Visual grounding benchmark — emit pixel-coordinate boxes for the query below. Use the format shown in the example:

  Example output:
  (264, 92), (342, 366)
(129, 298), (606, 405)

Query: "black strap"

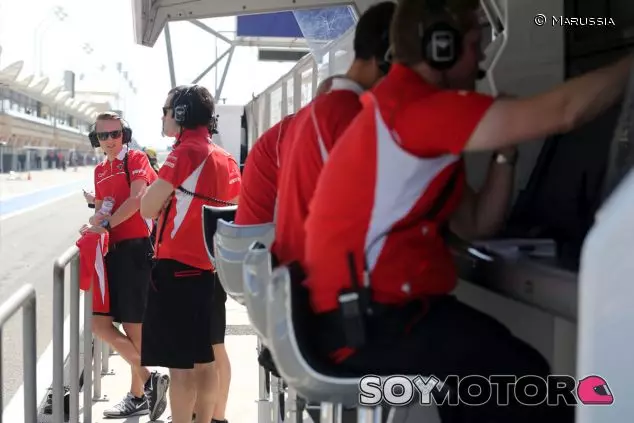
(155, 151), (237, 247)
(122, 151), (155, 253)
(176, 186), (238, 206)
(123, 153), (131, 187)
(425, 163), (461, 220)
(156, 199), (173, 248)
(155, 186), (237, 249)
(156, 192), (237, 251)
(358, 160), (462, 298)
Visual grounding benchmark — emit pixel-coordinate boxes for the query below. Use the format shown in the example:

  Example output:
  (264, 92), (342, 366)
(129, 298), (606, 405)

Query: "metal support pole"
(356, 407), (382, 423)
(0, 328), (3, 423)
(311, 60), (319, 97)
(0, 285), (37, 423)
(192, 48), (231, 85)
(22, 294), (37, 423)
(102, 340), (110, 374)
(320, 403), (335, 423)
(83, 284), (93, 423)
(216, 46), (235, 100)
(256, 338), (270, 423)
(52, 262), (65, 423)
(270, 375), (283, 423)
(164, 23), (177, 88)
(190, 20), (233, 44)
(93, 338), (102, 399)
(70, 256), (80, 423)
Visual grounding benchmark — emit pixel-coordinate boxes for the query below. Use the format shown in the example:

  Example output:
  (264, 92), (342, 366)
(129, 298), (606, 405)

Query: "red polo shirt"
(273, 78), (364, 265)
(94, 146), (157, 245)
(156, 127), (242, 270)
(234, 114), (294, 225)
(304, 64), (495, 313)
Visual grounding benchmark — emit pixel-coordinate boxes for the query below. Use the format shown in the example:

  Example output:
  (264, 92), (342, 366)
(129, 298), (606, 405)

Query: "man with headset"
(234, 75), (336, 226)
(274, 1), (395, 267)
(140, 85), (241, 423)
(82, 111), (169, 420)
(303, 0), (630, 421)
(233, 113), (294, 225)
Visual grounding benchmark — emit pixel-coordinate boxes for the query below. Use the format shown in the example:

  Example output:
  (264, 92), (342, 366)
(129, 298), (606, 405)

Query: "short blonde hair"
(390, 0), (480, 65)
(95, 111), (124, 126)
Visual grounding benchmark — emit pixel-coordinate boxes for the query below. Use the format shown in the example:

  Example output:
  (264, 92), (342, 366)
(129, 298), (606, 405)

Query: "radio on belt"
(337, 252), (371, 348)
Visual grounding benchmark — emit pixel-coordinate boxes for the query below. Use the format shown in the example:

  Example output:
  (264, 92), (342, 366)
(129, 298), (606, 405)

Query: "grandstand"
(0, 45), (117, 172)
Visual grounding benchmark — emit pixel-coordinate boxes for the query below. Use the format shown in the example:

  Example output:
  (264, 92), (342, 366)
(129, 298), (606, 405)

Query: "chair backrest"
(202, 205), (238, 264)
(242, 242), (273, 340)
(266, 266), (444, 420)
(266, 265), (363, 406)
(213, 234), (247, 304)
(215, 220), (275, 251)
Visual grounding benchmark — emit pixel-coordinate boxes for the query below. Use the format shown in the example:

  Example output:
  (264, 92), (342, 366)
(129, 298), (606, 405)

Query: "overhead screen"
(236, 11), (303, 38)
(236, 6), (356, 55)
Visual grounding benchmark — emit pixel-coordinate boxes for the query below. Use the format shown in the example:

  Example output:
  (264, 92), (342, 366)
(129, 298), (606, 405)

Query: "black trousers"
(315, 296), (575, 423)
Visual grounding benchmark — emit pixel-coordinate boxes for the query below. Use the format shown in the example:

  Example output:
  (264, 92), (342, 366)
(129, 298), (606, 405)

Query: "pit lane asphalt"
(0, 193), (92, 406)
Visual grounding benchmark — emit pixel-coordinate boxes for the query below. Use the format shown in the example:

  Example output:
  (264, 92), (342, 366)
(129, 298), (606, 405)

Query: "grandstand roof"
(0, 44), (101, 122)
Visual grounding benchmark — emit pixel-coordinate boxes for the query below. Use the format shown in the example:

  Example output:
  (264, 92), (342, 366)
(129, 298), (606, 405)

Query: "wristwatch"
(493, 151), (518, 166)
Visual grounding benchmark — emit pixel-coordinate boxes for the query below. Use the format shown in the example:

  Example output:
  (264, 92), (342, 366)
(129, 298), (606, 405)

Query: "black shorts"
(211, 273), (227, 345)
(94, 238), (152, 323)
(141, 259), (227, 369)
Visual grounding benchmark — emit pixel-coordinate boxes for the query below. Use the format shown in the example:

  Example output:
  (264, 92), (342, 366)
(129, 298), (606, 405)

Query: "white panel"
(300, 67), (313, 107)
(270, 87), (282, 125)
(577, 169), (634, 422)
(466, 0), (565, 203)
(285, 79), (294, 114)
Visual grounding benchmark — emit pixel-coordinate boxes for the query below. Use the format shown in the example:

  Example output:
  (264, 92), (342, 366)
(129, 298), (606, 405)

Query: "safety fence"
(0, 245), (111, 423)
(0, 285), (37, 423)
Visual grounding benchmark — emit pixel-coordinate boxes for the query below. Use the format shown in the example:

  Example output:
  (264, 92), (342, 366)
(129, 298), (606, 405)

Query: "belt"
(370, 294), (450, 317)
(110, 237), (151, 251)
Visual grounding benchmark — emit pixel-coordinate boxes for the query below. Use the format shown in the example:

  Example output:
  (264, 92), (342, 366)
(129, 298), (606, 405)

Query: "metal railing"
(52, 245), (109, 423)
(0, 285), (37, 423)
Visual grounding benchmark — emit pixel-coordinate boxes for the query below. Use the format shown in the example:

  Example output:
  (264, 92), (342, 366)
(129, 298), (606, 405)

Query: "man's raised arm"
(466, 55), (633, 152)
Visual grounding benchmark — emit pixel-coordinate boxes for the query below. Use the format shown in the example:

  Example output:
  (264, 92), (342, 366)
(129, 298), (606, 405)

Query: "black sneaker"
(145, 371), (170, 420)
(103, 393), (149, 417)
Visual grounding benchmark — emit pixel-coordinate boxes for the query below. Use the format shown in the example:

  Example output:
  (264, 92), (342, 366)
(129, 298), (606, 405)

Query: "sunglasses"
(162, 107), (172, 117)
(96, 130), (122, 141)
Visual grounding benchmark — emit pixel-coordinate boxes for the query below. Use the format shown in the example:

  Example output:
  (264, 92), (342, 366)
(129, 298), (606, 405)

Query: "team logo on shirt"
(117, 163), (124, 170)
(164, 155), (177, 168)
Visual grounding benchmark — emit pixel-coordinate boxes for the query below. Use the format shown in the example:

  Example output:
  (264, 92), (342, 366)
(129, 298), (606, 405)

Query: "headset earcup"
(123, 127), (132, 144)
(88, 123), (99, 148)
(174, 104), (187, 124)
(422, 22), (462, 70)
(88, 131), (99, 148)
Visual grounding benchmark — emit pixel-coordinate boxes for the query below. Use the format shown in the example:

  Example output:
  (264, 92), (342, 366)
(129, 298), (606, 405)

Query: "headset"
(172, 85), (196, 126)
(88, 114), (133, 148)
(377, 29), (392, 75)
(171, 84), (219, 134)
(419, 0), (464, 71)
